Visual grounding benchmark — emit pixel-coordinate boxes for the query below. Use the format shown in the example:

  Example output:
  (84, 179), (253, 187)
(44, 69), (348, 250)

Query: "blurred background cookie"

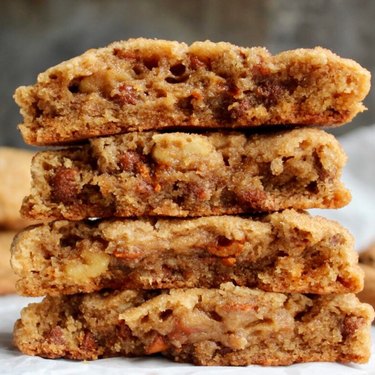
(359, 242), (375, 265)
(0, 231), (17, 294)
(0, 147), (33, 230)
(0, 147), (34, 294)
(358, 242), (375, 311)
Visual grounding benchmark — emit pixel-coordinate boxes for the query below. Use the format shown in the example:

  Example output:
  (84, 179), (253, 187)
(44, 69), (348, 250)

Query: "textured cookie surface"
(0, 148), (33, 229)
(14, 38), (370, 145)
(21, 129), (350, 220)
(0, 231), (17, 294)
(11, 210), (363, 296)
(13, 283), (374, 365)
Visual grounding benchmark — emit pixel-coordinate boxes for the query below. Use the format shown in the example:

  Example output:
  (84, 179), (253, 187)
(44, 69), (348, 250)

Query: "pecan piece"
(81, 331), (97, 352)
(341, 316), (366, 340)
(113, 84), (137, 105)
(116, 322), (133, 339)
(51, 167), (80, 204)
(45, 326), (65, 345)
(230, 98), (256, 121)
(118, 151), (153, 184)
(254, 80), (284, 108)
(236, 189), (271, 211)
(118, 151), (143, 173)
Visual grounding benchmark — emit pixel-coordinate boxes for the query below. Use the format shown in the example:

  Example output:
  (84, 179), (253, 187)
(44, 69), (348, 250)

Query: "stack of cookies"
(11, 39), (374, 366)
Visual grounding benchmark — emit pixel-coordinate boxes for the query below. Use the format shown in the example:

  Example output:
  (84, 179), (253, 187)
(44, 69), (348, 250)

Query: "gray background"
(1, 0), (374, 148)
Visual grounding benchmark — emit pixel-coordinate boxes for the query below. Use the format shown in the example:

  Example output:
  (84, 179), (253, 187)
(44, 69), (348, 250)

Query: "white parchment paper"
(1, 125), (375, 374)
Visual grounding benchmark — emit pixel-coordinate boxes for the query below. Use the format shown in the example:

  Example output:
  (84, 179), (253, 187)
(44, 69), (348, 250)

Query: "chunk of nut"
(79, 71), (114, 95)
(270, 157), (284, 176)
(79, 69), (132, 97)
(151, 133), (223, 170)
(65, 249), (110, 284)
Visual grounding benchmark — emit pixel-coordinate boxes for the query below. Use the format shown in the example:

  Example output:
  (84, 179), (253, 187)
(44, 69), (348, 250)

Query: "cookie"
(11, 210), (363, 296)
(13, 283), (374, 364)
(20, 128), (350, 221)
(0, 147), (33, 229)
(0, 231), (17, 294)
(14, 39), (370, 145)
(359, 242), (375, 266)
(358, 264), (375, 310)
(358, 242), (375, 310)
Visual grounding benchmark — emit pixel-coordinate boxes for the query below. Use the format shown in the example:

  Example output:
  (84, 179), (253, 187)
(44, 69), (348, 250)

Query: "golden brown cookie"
(358, 264), (375, 310)
(11, 210), (363, 296)
(21, 128), (350, 221)
(14, 39), (370, 145)
(0, 147), (33, 229)
(13, 283), (374, 364)
(359, 242), (375, 266)
(358, 242), (375, 310)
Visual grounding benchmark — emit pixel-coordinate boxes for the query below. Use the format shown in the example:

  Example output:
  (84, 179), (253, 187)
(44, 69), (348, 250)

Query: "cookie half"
(11, 210), (363, 296)
(13, 283), (374, 364)
(21, 128), (350, 220)
(15, 39), (370, 145)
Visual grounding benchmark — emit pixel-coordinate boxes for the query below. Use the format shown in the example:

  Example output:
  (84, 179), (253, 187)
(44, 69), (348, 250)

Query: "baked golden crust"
(13, 284), (374, 365)
(20, 128), (350, 220)
(14, 38), (370, 145)
(11, 210), (363, 296)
